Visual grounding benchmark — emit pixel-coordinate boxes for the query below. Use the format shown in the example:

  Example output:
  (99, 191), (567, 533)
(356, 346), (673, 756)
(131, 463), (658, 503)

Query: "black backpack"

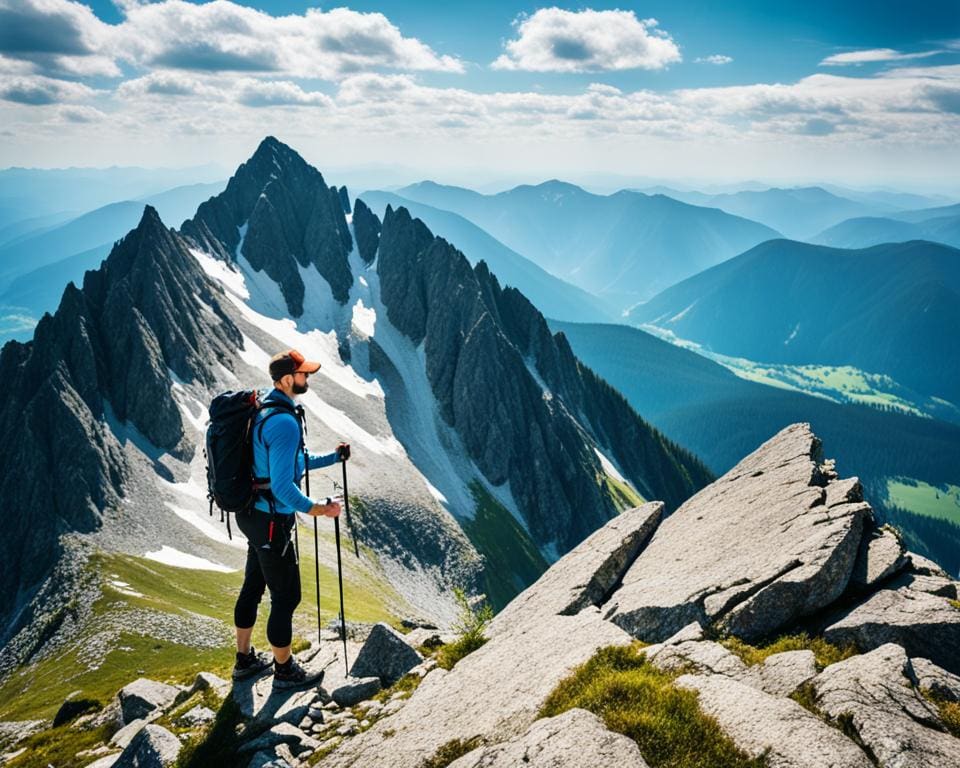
(204, 390), (301, 538)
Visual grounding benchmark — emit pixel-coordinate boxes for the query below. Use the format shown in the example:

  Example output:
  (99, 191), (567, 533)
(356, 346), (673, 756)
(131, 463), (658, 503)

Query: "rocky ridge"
(181, 136), (353, 315)
(0, 205), (241, 663)
(375, 204), (712, 554)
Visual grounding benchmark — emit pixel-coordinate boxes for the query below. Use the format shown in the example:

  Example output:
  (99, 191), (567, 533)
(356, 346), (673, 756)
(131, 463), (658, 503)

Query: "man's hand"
(337, 442), (351, 461)
(308, 501), (341, 518)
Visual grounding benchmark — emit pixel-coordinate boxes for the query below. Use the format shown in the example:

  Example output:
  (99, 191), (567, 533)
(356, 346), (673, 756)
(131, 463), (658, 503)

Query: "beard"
(293, 381), (309, 394)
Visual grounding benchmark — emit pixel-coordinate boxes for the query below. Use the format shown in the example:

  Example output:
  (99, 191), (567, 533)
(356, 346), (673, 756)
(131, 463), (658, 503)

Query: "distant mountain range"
(812, 200), (960, 249)
(628, 238), (960, 409)
(0, 165), (224, 230)
(391, 180), (780, 311)
(0, 182), (225, 344)
(358, 190), (614, 324)
(551, 319), (960, 576)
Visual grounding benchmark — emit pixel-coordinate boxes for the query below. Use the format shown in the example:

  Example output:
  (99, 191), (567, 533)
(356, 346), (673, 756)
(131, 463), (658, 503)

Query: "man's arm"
(306, 450), (338, 470)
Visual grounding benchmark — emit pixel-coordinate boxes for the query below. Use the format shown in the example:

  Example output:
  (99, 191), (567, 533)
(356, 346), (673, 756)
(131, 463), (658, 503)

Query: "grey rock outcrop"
(181, 136), (353, 314)
(809, 644), (960, 767)
(349, 622), (422, 686)
(237, 723), (319, 755)
(822, 585), (960, 674)
(447, 708), (650, 768)
(848, 523), (907, 591)
(330, 677), (382, 707)
(490, 502), (663, 631)
(676, 673), (874, 768)
(113, 724), (181, 768)
(604, 423), (868, 642)
(119, 678), (181, 724)
(911, 657), (960, 702)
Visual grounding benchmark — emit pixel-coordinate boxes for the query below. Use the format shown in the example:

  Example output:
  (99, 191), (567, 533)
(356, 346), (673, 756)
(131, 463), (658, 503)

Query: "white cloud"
(0, 74), (95, 105)
(235, 79), (334, 108)
(492, 8), (681, 72)
(696, 54), (733, 65)
(0, 0), (462, 83)
(58, 104), (106, 122)
(116, 1), (462, 78)
(0, 0), (120, 77)
(820, 48), (943, 66)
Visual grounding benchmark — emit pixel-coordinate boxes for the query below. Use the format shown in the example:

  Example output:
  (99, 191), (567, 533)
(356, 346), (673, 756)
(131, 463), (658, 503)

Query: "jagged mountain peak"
(181, 136), (353, 314)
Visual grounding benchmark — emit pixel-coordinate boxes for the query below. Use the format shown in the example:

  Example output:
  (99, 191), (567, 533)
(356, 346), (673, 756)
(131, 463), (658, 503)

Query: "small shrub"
(540, 644), (767, 768)
(290, 635), (312, 654)
(436, 588), (493, 671)
(949, 600), (960, 611)
(419, 736), (484, 768)
(920, 688), (960, 739)
(721, 633), (857, 671)
(789, 682), (820, 715)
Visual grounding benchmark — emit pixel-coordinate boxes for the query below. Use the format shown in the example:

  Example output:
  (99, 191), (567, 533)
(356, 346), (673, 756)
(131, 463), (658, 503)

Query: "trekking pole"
(305, 446), (322, 650)
(334, 515), (349, 675)
(340, 457), (361, 559)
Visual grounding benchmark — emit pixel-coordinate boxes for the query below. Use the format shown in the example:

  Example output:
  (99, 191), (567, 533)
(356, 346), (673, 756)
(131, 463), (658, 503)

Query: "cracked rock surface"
(447, 708), (650, 768)
(809, 644), (960, 768)
(604, 423), (868, 642)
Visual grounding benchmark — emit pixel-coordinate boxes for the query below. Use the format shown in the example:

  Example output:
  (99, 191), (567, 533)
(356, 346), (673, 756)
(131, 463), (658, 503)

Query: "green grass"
(419, 736), (484, 768)
(950, 600), (960, 611)
(540, 644), (767, 768)
(5, 723), (116, 768)
(720, 633), (858, 671)
(0, 525), (411, 723)
(886, 477), (960, 525)
(461, 481), (548, 611)
(603, 472), (646, 511)
(175, 694), (245, 768)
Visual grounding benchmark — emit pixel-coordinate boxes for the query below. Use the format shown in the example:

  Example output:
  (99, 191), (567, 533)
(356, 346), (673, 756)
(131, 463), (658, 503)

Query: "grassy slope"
(461, 482), (548, 612)
(887, 478), (960, 524)
(0, 523), (411, 722)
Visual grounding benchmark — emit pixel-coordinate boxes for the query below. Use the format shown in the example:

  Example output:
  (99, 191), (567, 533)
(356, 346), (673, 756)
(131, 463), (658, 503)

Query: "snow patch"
(190, 248), (250, 300)
(784, 323), (799, 345)
(143, 545), (234, 572)
(668, 301), (697, 323)
(164, 501), (247, 550)
(594, 446), (627, 484)
(351, 299), (376, 338)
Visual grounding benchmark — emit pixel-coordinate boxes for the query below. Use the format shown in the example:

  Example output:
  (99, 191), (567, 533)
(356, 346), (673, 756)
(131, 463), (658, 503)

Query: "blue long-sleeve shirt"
(252, 389), (339, 515)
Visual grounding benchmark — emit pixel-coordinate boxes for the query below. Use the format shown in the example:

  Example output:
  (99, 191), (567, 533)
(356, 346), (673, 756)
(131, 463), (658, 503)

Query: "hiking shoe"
(272, 657), (323, 689)
(232, 646), (272, 681)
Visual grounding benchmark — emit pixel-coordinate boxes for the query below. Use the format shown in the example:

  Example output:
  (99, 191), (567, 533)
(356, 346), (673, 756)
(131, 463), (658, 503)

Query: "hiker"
(232, 349), (350, 688)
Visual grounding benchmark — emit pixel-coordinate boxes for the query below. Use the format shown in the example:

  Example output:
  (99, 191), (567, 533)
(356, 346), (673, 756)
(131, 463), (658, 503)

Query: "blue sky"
(1, 1), (958, 188)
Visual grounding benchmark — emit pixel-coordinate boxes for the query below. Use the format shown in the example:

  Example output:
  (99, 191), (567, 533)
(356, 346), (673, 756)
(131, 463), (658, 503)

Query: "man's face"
(292, 371), (309, 395)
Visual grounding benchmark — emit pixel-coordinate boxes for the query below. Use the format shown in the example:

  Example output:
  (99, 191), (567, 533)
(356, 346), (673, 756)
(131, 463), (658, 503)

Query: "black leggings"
(233, 510), (301, 648)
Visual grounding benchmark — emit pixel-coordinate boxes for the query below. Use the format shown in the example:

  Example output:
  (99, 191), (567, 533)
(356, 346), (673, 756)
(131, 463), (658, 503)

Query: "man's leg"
(234, 539), (267, 651)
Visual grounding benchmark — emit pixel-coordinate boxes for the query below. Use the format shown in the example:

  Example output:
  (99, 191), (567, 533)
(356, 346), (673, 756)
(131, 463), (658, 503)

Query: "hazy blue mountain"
(0, 165), (224, 229)
(394, 180), (780, 311)
(0, 211), (77, 249)
(629, 239), (960, 407)
(358, 190), (615, 324)
(813, 215), (960, 249)
(696, 186), (892, 239)
(0, 182), (226, 343)
(551, 319), (960, 576)
(891, 203), (960, 224)
(820, 184), (955, 211)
